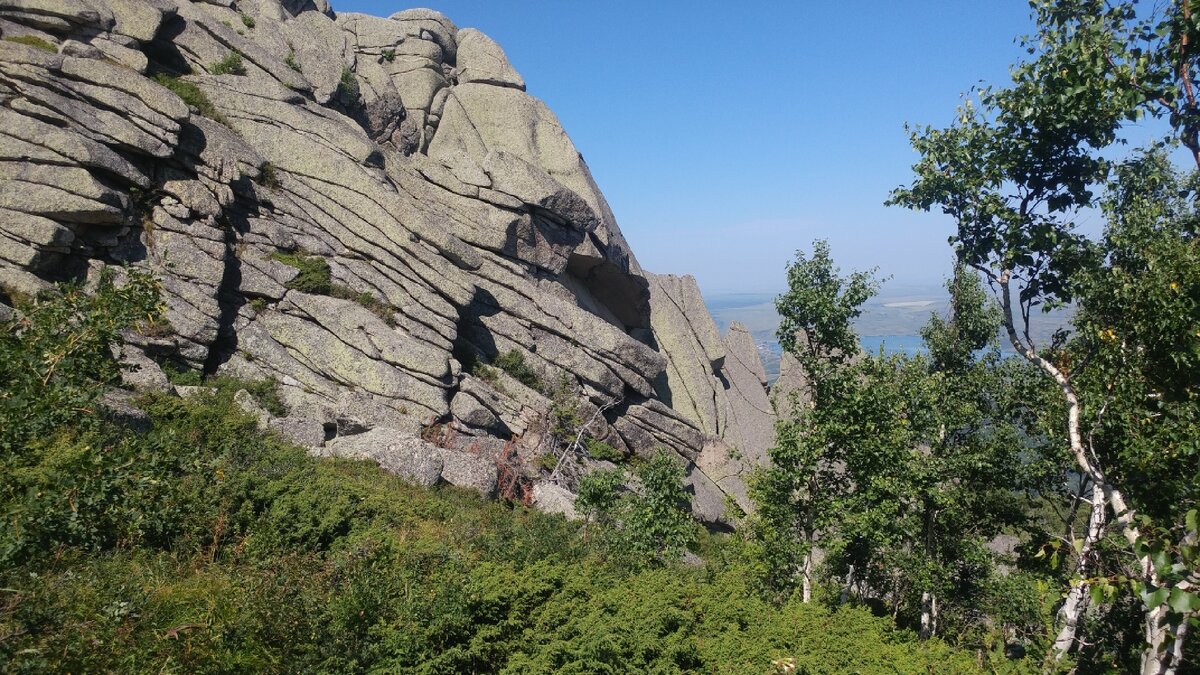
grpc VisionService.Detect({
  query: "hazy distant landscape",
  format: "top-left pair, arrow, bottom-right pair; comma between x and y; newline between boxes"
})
706,283 -> 1073,381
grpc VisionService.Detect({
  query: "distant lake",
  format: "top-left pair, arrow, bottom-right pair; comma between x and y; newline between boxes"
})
860,334 -> 927,356
703,286 -> 1072,381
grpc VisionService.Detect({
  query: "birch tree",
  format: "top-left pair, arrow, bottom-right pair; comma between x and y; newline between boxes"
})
889,2 -> 1199,668
748,240 -> 879,603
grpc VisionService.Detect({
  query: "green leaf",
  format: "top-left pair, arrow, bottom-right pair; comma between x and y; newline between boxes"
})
1152,549 -> 1172,576
1169,587 -> 1200,614
1141,586 -> 1170,608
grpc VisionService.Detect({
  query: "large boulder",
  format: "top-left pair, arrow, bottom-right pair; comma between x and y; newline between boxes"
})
322,429 -> 445,487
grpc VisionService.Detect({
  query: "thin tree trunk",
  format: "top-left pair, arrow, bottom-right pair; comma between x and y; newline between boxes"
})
1165,614 -> 1189,675
1143,606 -> 1193,675
995,273 -> 1156,662
801,547 -> 813,603
840,564 -> 855,605
1052,487 -> 1107,655
1142,603 -> 1172,675
919,591 -> 938,639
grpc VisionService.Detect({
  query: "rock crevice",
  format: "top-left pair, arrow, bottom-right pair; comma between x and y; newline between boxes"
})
0,0 -> 779,526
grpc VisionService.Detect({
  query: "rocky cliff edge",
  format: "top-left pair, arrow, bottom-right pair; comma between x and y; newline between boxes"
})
0,0 -> 781,526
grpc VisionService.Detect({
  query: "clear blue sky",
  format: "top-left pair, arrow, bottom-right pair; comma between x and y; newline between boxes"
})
335,2 -> 1075,293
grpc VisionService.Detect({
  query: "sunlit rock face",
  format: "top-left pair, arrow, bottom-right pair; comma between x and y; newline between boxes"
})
0,0 -> 776,524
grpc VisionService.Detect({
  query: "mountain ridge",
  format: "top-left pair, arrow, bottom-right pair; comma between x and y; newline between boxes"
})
0,0 -> 796,522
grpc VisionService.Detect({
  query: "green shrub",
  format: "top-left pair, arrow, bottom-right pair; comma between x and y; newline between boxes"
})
576,468 -> 622,522
3,34 -> 56,53
0,278 -> 998,674
537,452 -> 561,473
625,450 -> 699,563
269,252 -> 395,324
284,51 -> 301,72
381,48 -> 396,62
256,161 -> 279,189
328,285 -> 396,326
0,384 -> 995,674
547,373 -> 581,437
336,67 -> 359,103
585,437 -> 622,462
270,250 -> 332,294
152,74 -> 227,124
211,52 -> 246,76
0,267 -> 160,455
472,363 -> 500,385
209,375 -> 288,417
239,12 -> 255,28
491,349 -> 541,390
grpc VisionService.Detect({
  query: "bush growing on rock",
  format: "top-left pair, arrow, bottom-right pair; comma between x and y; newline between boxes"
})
211,52 -> 247,76
0,268 -> 160,455
152,74 -> 226,124
491,349 -> 540,389
271,250 -> 333,294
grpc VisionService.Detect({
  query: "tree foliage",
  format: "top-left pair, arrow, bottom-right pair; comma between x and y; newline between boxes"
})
887,1 -> 1200,670
0,267 -> 161,455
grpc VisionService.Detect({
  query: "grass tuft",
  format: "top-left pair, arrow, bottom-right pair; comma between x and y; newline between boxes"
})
211,52 -> 246,76
3,35 -> 56,53
152,74 -> 228,125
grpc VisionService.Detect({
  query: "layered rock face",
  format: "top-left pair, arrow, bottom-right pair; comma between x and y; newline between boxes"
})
0,0 -> 778,524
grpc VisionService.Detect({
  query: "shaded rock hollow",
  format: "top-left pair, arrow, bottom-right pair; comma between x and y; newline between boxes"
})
0,0 -> 782,525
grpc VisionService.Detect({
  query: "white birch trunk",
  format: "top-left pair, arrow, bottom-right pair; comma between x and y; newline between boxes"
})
1052,487 -> 1107,655
1164,615 -> 1189,675
995,274 -> 1155,662
1142,606 -> 1192,675
840,564 -> 855,605
801,548 -> 813,603
1142,603 -> 1171,675
919,591 -> 938,639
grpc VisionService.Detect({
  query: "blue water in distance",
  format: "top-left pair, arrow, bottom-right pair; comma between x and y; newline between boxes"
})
860,334 -> 928,356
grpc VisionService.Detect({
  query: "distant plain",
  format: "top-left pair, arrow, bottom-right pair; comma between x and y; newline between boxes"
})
705,283 -> 1073,381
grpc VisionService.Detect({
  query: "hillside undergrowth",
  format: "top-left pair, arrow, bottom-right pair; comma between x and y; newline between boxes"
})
0,274 -> 994,674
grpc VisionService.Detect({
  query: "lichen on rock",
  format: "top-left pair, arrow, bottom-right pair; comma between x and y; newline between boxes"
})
0,0 -> 779,525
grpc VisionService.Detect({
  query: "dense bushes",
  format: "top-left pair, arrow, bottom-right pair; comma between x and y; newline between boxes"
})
0,275 -> 996,673
0,388 -> 986,672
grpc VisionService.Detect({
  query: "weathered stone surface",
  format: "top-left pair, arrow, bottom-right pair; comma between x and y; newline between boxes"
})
270,414 -> 327,448
450,386 -> 504,433
0,0 -> 114,31
100,389 -> 151,433
429,83 -> 639,275
387,8 -> 457,62
720,321 -> 775,465
282,9 -> 350,104
531,481 -> 577,519
119,345 -> 172,392
234,388 -> 271,428
437,447 -> 497,496
647,273 -> 725,435
685,462 -> 733,527
91,36 -> 149,72
455,28 -> 523,90
0,0 -> 780,527
771,350 -> 810,418
696,438 -> 751,513
322,429 -> 444,486
106,0 -> 170,42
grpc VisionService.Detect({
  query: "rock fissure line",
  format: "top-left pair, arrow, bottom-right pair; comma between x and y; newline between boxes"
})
0,0 -> 796,526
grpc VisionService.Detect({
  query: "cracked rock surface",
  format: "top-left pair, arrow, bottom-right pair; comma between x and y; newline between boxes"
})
0,0 -> 780,525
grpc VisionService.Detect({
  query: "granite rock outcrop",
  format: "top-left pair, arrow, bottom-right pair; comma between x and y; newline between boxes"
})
0,0 -> 781,524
